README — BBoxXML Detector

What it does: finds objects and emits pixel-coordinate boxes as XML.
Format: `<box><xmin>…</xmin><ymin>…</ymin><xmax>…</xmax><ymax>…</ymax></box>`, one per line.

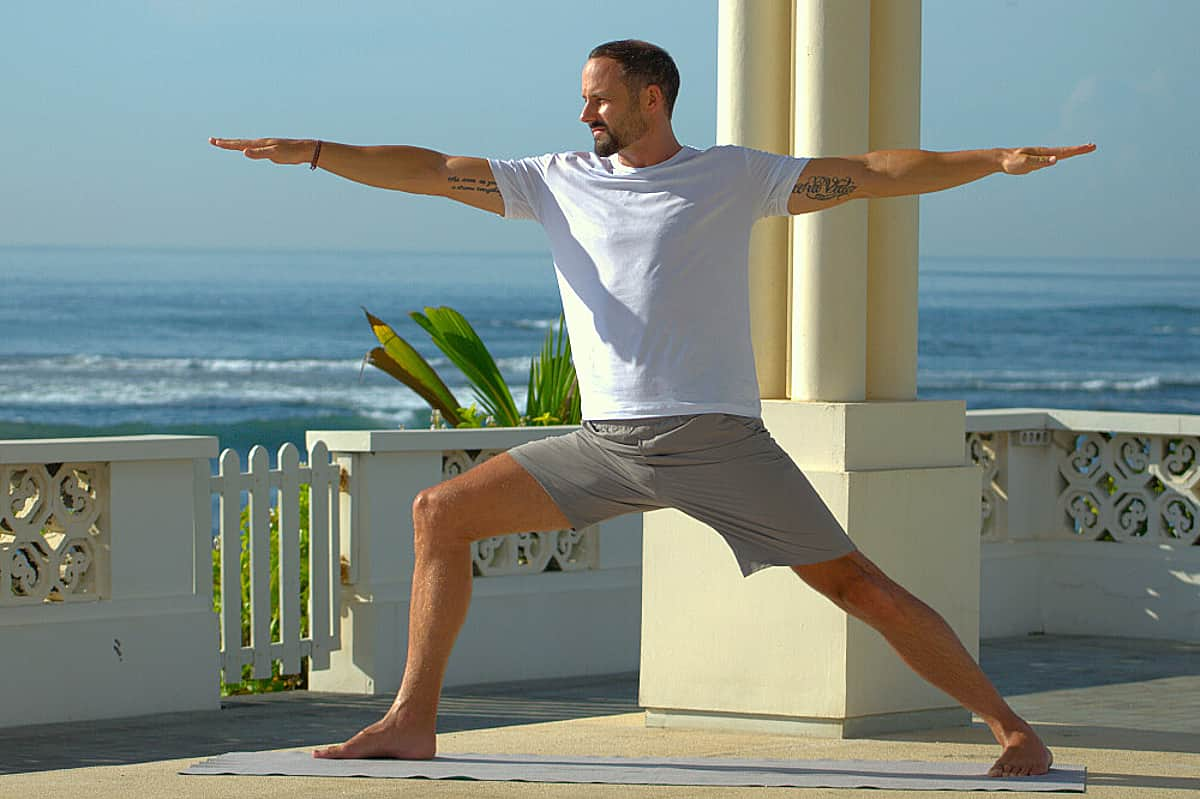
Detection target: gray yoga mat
<box><xmin>181</xmin><ymin>750</ymin><xmax>1086</xmax><ymax>791</ymax></box>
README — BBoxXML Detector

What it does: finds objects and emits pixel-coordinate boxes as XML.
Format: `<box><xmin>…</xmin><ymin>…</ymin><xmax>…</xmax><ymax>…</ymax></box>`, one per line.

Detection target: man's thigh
<box><xmin>424</xmin><ymin>452</ymin><xmax>573</xmax><ymax>539</ymax></box>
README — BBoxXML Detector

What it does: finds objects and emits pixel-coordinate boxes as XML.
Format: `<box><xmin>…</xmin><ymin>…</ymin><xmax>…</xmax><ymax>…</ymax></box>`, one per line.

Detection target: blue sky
<box><xmin>1</xmin><ymin>0</ymin><xmax>1196</xmax><ymax>258</ymax></box>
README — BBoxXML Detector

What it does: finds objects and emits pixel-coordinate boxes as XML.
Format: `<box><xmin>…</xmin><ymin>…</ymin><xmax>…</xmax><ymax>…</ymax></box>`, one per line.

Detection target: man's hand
<box><xmin>209</xmin><ymin>137</ymin><xmax>317</xmax><ymax>165</ymax></box>
<box><xmin>999</xmin><ymin>143</ymin><xmax>1097</xmax><ymax>175</ymax></box>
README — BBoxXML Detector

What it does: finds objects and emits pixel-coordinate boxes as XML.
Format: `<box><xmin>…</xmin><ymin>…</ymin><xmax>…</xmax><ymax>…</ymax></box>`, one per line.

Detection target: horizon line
<box><xmin>2</xmin><ymin>242</ymin><xmax>1197</xmax><ymax>263</ymax></box>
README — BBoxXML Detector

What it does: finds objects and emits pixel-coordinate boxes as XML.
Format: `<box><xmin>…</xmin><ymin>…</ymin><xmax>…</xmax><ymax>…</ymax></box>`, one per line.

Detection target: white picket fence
<box><xmin>210</xmin><ymin>441</ymin><xmax>342</xmax><ymax>682</ymax></box>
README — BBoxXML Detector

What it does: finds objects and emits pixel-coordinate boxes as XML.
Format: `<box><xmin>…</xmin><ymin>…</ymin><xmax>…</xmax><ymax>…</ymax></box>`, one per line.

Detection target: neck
<box><xmin>616</xmin><ymin>128</ymin><xmax>683</xmax><ymax>168</ymax></box>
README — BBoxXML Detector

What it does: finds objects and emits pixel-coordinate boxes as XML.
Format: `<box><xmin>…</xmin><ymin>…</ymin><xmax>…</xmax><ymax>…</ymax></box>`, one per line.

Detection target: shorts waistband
<box><xmin>583</xmin><ymin>414</ymin><xmax>698</xmax><ymax>440</ymax></box>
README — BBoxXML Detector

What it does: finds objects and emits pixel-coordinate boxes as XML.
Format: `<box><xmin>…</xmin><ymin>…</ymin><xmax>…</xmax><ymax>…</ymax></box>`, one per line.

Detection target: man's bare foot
<box><xmin>987</xmin><ymin>721</ymin><xmax>1053</xmax><ymax>778</ymax></box>
<box><xmin>312</xmin><ymin>716</ymin><xmax>436</xmax><ymax>760</ymax></box>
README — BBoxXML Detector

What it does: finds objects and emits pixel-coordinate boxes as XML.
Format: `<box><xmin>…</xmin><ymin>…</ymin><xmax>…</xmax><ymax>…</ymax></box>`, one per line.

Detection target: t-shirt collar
<box><xmin>608</xmin><ymin>145</ymin><xmax>696</xmax><ymax>175</ymax></box>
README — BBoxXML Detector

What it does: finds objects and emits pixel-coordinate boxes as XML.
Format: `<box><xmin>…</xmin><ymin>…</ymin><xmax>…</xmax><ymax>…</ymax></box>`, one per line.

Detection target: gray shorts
<box><xmin>507</xmin><ymin>413</ymin><xmax>856</xmax><ymax>576</ymax></box>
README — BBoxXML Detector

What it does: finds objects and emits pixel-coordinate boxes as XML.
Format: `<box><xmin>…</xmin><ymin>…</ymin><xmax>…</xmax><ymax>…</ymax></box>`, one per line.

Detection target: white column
<box><xmin>790</xmin><ymin>0</ymin><xmax>871</xmax><ymax>401</ymax></box>
<box><xmin>866</xmin><ymin>0</ymin><xmax>922</xmax><ymax>399</ymax></box>
<box><xmin>718</xmin><ymin>0</ymin><xmax>793</xmax><ymax>398</ymax></box>
<box><xmin>643</xmin><ymin>0</ymin><xmax>982</xmax><ymax>739</ymax></box>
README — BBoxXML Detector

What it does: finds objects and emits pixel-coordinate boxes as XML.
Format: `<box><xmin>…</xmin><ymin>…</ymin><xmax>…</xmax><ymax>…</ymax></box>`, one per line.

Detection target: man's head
<box><xmin>581</xmin><ymin>40</ymin><xmax>680</xmax><ymax>157</ymax></box>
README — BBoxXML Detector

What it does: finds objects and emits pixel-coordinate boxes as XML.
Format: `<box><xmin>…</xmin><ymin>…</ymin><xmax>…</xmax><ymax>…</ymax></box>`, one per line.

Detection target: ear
<box><xmin>642</xmin><ymin>83</ymin><xmax>664</xmax><ymax>115</ymax></box>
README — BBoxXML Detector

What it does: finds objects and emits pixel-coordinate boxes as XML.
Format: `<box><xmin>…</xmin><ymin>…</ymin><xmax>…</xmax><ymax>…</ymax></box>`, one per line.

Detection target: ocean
<box><xmin>2</xmin><ymin>246</ymin><xmax>1198</xmax><ymax>461</ymax></box>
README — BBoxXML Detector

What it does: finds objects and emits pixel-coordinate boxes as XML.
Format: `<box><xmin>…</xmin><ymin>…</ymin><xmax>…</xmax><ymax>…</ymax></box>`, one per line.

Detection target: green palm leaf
<box><xmin>411</xmin><ymin>306</ymin><xmax>522</xmax><ymax>426</ymax></box>
<box><xmin>527</xmin><ymin>314</ymin><xmax>580</xmax><ymax>425</ymax></box>
<box><xmin>362</xmin><ymin>308</ymin><xmax>463</xmax><ymax>426</ymax></box>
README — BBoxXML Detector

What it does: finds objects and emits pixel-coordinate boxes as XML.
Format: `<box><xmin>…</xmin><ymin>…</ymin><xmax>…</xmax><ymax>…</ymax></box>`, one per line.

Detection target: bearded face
<box><xmin>590</xmin><ymin>101</ymin><xmax>650</xmax><ymax>157</ymax></box>
<box><xmin>581</xmin><ymin>58</ymin><xmax>652</xmax><ymax>157</ymax></box>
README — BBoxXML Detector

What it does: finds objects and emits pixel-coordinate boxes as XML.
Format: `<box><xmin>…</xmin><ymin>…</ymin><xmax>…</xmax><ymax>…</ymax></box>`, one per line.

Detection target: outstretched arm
<box><xmin>208</xmin><ymin>137</ymin><xmax>504</xmax><ymax>216</ymax></box>
<box><xmin>787</xmin><ymin>143</ymin><xmax>1096</xmax><ymax>215</ymax></box>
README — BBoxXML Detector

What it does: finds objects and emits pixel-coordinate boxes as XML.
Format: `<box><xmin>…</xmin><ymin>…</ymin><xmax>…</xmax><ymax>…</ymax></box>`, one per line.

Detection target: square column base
<box><xmin>639</xmin><ymin>400</ymin><xmax>981</xmax><ymax>737</ymax></box>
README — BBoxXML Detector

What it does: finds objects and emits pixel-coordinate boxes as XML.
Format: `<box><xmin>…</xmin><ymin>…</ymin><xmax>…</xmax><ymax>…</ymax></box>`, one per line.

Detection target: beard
<box><xmin>591</xmin><ymin>110</ymin><xmax>649</xmax><ymax>157</ymax></box>
<box><xmin>592</xmin><ymin>128</ymin><xmax>620</xmax><ymax>157</ymax></box>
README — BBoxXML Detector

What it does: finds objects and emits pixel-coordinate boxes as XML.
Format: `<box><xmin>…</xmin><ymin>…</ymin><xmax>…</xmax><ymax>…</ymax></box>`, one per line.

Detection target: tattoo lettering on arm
<box><xmin>446</xmin><ymin>175</ymin><xmax>500</xmax><ymax>195</ymax></box>
<box><xmin>792</xmin><ymin>175</ymin><xmax>857</xmax><ymax>201</ymax></box>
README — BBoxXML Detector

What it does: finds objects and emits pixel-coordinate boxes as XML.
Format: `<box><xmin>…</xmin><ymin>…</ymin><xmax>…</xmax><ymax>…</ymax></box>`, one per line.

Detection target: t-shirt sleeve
<box><xmin>743</xmin><ymin>147</ymin><xmax>811</xmax><ymax>219</ymax></box>
<box><xmin>487</xmin><ymin>155</ymin><xmax>552</xmax><ymax>221</ymax></box>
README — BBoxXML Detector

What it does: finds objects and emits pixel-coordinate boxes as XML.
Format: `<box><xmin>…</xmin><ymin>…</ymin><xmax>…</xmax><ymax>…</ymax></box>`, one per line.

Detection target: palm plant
<box><xmin>363</xmin><ymin>306</ymin><xmax>580</xmax><ymax>427</ymax></box>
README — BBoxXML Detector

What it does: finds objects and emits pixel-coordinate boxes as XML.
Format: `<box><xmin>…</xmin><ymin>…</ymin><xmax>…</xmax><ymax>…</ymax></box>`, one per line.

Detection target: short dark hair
<box><xmin>588</xmin><ymin>39</ymin><xmax>680</xmax><ymax>118</ymax></box>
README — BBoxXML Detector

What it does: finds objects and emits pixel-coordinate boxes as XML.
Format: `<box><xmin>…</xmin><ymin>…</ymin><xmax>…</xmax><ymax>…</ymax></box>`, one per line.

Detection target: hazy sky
<box><xmin>2</xmin><ymin>0</ymin><xmax>1196</xmax><ymax>258</ymax></box>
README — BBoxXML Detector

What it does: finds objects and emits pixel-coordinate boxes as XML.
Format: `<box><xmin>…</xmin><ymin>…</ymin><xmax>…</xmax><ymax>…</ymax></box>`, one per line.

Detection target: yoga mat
<box><xmin>181</xmin><ymin>750</ymin><xmax>1086</xmax><ymax>791</ymax></box>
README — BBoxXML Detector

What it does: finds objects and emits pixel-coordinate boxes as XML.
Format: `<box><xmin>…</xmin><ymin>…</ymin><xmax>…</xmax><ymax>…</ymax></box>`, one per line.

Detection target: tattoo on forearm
<box><xmin>447</xmin><ymin>175</ymin><xmax>500</xmax><ymax>195</ymax></box>
<box><xmin>792</xmin><ymin>175</ymin><xmax>856</xmax><ymax>201</ymax></box>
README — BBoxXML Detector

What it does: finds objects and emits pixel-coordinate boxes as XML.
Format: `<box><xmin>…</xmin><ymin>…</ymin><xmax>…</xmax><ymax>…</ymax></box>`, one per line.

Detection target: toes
<box><xmin>313</xmin><ymin>745</ymin><xmax>343</xmax><ymax>759</ymax></box>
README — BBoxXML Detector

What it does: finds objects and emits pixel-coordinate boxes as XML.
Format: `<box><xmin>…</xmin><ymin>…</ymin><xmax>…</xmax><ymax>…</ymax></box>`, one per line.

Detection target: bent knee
<box><xmin>801</xmin><ymin>555</ymin><xmax>907</xmax><ymax>623</ymax></box>
<box><xmin>839</xmin><ymin>570</ymin><xmax>906</xmax><ymax>624</ymax></box>
<box><xmin>412</xmin><ymin>485</ymin><xmax>466</xmax><ymax>544</ymax></box>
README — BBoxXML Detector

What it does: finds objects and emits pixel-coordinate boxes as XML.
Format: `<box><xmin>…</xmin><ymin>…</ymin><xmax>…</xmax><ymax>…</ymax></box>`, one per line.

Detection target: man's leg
<box><xmin>792</xmin><ymin>551</ymin><xmax>1053</xmax><ymax>778</ymax></box>
<box><xmin>314</xmin><ymin>452</ymin><xmax>572</xmax><ymax>759</ymax></box>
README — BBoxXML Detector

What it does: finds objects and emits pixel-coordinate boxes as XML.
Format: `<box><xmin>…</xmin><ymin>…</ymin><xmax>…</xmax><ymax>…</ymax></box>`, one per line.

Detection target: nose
<box><xmin>580</xmin><ymin>100</ymin><xmax>598</xmax><ymax>125</ymax></box>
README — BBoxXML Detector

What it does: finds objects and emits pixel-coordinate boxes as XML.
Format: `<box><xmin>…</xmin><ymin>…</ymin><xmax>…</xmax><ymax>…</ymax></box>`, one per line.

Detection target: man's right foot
<box><xmin>312</xmin><ymin>716</ymin><xmax>436</xmax><ymax>760</ymax></box>
<box><xmin>987</xmin><ymin>720</ymin><xmax>1053</xmax><ymax>777</ymax></box>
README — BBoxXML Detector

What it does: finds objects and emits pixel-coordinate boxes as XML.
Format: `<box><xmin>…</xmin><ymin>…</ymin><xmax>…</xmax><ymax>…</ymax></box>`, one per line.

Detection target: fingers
<box><xmin>209</xmin><ymin>137</ymin><xmax>273</xmax><ymax>150</ymax></box>
<box><xmin>1023</xmin><ymin>143</ymin><xmax>1097</xmax><ymax>160</ymax></box>
<box><xmin>1006</xmin><ymin>142</ymin><xmax>1096</xmax><ymax>175</ymax></box>
<box><xmin>242</xmin><ymin>145</ymin><xmax>278</xmax><ymax>160</ymax></box>
<box><xmin>209</xmin><ymin>138</ymin><xmax>274</xmax><ymax>160</ymax></box>
<box><xmin>210</xmin><ymin>136</ymin><xmax>310</xmax><ymax>165</ymax></box>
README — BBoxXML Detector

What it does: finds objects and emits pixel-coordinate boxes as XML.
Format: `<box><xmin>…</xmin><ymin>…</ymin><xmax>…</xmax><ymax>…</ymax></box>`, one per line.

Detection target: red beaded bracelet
<box><xmin>310</xmin><ymin>140</ymin><xmax>322</xmax><ymax>170</ymax></box>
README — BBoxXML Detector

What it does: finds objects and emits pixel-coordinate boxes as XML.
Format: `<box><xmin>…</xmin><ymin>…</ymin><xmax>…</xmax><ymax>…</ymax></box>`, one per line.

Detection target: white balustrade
<box><xmin>966</xmin><ymin>409</ymin><xmax>1200</xmax><ymax>641</ymax></box>
<box><xmin>0</xmin><ymin>436</ymin><xmax>219</xmax><ymax>728</ymax></box>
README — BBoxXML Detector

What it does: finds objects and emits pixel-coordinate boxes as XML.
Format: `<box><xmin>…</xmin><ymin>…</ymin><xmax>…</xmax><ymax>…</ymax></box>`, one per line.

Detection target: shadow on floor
<box><xmin>0</xmin><ymin>674</ymin><xmax>640</xmax><ymax>775</ymax></box>
<box><xmin>1088</xmin><ymin>772</ymin><xmax>1200</xmax><ymax>792</ymax></box>
<box><xmin>884</xmin><ymin>721</ymin><xmax>1200</xmax><ymax>755</ymax></box>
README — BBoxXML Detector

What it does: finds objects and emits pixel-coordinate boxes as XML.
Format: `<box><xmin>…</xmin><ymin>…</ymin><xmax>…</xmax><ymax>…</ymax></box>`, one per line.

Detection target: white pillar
<box><xmin>642</xmin><ymin>0</ymin><xmax>982</xmax><ymax>739</ymax></box>
<box><xmin>790</xmin><ymin>0</ymin><xmax>871</xmax><ymax>402</ymax></box>
<box><xmin>718</xmin><ymin>0</ymin><xmax>793</xmax><ymax>398</ymax></box>
<box><xmin>866</xmin><ymin>0</ymin><xmax>922</xmax><ymax>399</ymax></box>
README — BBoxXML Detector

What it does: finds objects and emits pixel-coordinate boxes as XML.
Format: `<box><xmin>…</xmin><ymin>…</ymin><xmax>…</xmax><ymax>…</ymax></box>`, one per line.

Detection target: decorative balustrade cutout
<box><xmin>1</xmin><ymin>463</ymin><xmax>108</xmax><ymax>606</ymax></box>
<box><xmin>967</xmin><ymin>430</ymin><xmax>1200</xmax><ymax>544</ymax></box>
<box><xmin>443</xmin><ymin>449</ymin><xmax>598</xmax><ymax>577</ymax></box>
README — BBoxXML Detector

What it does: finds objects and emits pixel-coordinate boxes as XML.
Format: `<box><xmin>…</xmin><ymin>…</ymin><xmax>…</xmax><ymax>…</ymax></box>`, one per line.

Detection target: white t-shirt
<box><xmin>489</xmin><ymin>144</ymin><xmax>808</xmax><ymax>421</ymax></box>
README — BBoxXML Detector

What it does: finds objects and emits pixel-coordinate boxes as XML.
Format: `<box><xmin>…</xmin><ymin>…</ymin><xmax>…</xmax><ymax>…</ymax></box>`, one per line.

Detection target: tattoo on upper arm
<box><xmin>792</xmin><ymin>175</ymin><xmax>856</xmax><ymax>201</ymax></box>
<box><xmin>447</xmin><ymin>175</ymin><xmax>500</xmax><ymax>196</ymax></box>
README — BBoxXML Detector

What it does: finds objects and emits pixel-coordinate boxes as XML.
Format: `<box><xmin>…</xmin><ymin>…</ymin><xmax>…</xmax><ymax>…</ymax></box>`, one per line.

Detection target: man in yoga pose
<box><xmin>212</xmin><ymin>39</ymin><xmax>1093</xmax><ymax>778</ymax></box>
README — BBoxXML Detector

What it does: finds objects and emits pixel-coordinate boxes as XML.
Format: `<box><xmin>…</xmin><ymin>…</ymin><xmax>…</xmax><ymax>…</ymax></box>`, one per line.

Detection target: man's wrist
<box><xmin>991</xmin><ymin>148</ymin><xmax>1009</xmax><ymax>175</ymax></box>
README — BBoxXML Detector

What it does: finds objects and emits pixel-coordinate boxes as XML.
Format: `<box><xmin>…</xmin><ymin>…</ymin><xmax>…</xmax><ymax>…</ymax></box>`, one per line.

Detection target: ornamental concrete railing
<box><xmin>0</xmin><ymin>427</ymin><xmax>641</xmax><ymax>728</ymax></box>
<box><xmin>966</xmin><ymin>408</ymin><xmax>1200</xmax><ymax>642</ymax></box>
<box><xmin>0</xmin><ymin>436</ymin><xmax>219</xmax><ymax>729</ymax></box>
<box><xmin>7</xmin><ymin>413</ymin><xmax>1195</xmax><ymax>729</ymax></box>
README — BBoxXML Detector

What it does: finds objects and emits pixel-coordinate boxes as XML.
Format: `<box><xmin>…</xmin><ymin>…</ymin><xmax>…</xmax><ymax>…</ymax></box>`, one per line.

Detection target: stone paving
<box><xmin>1</xmin><ymin>635</ymin><xmax>1197</xmax><ymax>797</ymax></box>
